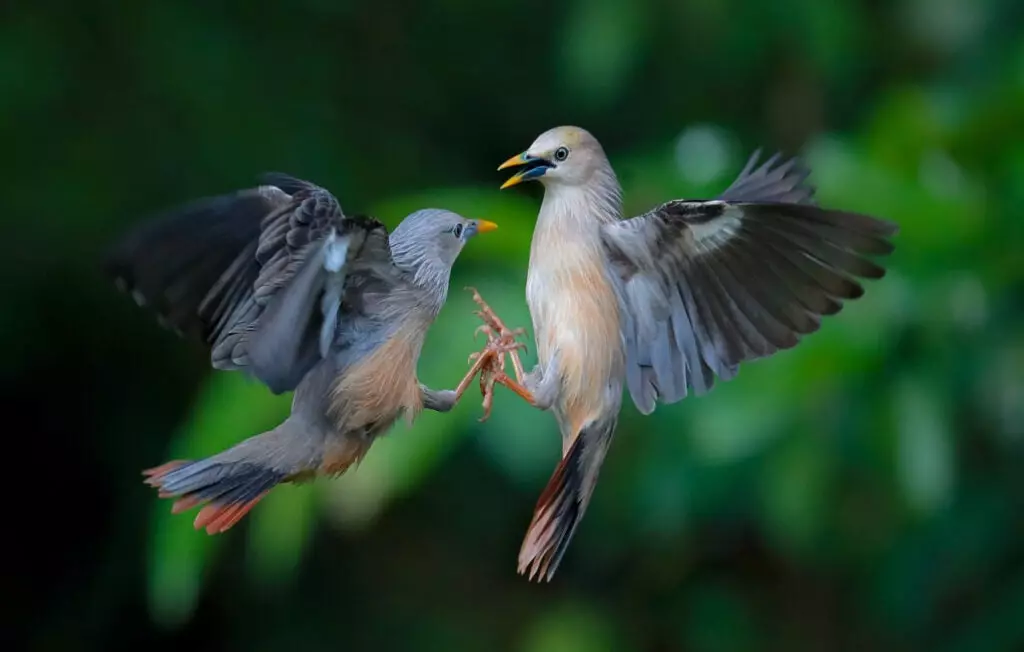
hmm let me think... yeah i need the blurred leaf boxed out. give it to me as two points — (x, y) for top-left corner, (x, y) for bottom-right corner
(370, 185), (542, 263)
(147, 503), (212, 630)
(321, 406), (465, 530)
(246, 482), (318, 591)
(894, 376), (954, 514)
(519, 600), (631, 652)
(558, 0), (646, 110)
(761, 431), (829, 554)
(0, 12), (65, 120)
(147, 373), (291, 628)
(686, 384), (789, 463)
(679, 582), (761, 652)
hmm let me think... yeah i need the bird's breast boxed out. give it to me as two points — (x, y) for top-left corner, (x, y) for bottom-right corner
(527, 233), (624, 415)
(328, 319), (427, 434)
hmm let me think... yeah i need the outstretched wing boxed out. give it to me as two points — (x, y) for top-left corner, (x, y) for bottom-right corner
(105, 173), (393, 394)
(600, 151), (899, 414)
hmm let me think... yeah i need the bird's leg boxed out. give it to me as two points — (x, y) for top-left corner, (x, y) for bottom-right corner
(452, 311), (508, 419)
(453, 346), (493, 402)
(465, 287), (537, 406)
(477, 356), (498, 422)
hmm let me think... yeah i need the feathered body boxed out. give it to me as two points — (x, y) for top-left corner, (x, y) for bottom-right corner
(518, 157), (627, 575)
(497, 126), (898, 581)
(528, 174), (624, 448)
(109, 173), (494, 533)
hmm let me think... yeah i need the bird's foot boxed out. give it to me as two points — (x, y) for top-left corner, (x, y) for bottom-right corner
(467, 287), (526, 344)
(457, 287), (536, 419)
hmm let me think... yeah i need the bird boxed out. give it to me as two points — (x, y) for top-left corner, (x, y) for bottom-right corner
(469, 125), (899, 581)
(106, 172), (498, 534)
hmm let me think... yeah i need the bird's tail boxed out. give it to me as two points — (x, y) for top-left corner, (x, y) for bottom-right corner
(517, 417), (615, 582)
(143, 425), (310, 534)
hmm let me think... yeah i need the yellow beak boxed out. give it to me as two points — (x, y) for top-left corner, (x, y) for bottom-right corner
(500, 175), (526, 190)
(497, 151), (551, 190)
(475, 219), (499, 234)
(497, 152), (529, 171)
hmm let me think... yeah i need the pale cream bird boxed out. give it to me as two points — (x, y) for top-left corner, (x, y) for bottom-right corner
(470, 126), (898, 582)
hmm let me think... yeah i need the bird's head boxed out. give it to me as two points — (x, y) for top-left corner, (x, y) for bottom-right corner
(498, 126), (609, 190)
(388, 209), (497, 306)
(391, 208), (497, 269)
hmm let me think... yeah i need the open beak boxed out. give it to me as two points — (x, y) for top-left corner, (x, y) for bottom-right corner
(497, 152), (553, 190)
(474, 219), (499, 234)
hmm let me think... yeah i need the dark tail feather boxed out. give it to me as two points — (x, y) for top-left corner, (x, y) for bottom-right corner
(517, 423), (611, 582)
(143, 457), (286, 534)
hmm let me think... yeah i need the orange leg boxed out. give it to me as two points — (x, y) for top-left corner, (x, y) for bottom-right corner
(453, 346), (493, 402)
(464, 287), (537, 407)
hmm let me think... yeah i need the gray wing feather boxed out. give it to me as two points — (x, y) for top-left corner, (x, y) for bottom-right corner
(601, 151), (898, 414)
(717, 149), (818, 205)
(106, 173), (394, 394)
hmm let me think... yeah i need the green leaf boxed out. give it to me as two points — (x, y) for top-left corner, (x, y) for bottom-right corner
(146, 373), (291, 628)
(558, 0), (646, 109)
(246, 482), (318, 591)
(520, 600), (631, 652)
(893, 376), (954, 515)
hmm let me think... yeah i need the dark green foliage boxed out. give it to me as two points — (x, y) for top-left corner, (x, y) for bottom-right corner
(7, 1), (1023, 651)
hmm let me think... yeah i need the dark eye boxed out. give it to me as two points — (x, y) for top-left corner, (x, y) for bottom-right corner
(453, 223), (464, 238)
(553, 146), (569, 162)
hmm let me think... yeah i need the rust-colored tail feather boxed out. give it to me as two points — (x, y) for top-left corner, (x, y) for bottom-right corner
(143, 458), (284, 534)
(516, 435), (588, 582)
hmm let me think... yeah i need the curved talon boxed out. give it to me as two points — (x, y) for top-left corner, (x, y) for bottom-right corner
(478, 365), (497, 422)
(485, 336), (528, 356)
(462, 286), (535, 420)
(501, 340), (529, 354)
(474, 324), (498, 341)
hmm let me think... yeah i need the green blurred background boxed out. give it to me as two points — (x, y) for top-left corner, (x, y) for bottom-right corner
(7, 0), (1024, 650)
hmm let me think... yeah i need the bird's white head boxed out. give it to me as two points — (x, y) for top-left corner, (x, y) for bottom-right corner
(497, 126), (611, 190)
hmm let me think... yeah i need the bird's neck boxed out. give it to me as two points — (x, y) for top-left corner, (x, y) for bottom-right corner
(408, 261), (449, 315)
(389, 245), (449, 317)
(538, 164), (623, 233)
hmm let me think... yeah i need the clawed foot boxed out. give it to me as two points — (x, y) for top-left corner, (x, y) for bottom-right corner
(454, 287), (536, 421)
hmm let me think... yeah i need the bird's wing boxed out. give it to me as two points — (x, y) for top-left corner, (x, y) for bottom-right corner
(600, 151), (899, 414)
(105, 172), (395, 394)
(715, 148), (818, 205)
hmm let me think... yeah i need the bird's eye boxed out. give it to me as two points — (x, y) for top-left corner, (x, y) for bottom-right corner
(453, 223), (464, 238)
(553, 146), (569, 162)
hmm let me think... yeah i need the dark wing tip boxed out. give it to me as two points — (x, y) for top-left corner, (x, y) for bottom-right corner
(719, 149), (818, 206)
(258, 172), (318, 195)
(104, 189), (272, 344)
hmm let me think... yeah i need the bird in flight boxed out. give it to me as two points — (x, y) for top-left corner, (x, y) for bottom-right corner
(468, 125), (899, 581)
(107, 173), (498, 533)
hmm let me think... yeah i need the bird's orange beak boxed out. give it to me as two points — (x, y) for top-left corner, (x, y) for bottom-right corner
(498, 152), (552, 190)
(475, 219), (499, 234)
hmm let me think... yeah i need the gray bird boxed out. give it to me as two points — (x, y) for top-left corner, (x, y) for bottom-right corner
(470, 126), (898, 581)
(106, 173), (497, 533)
